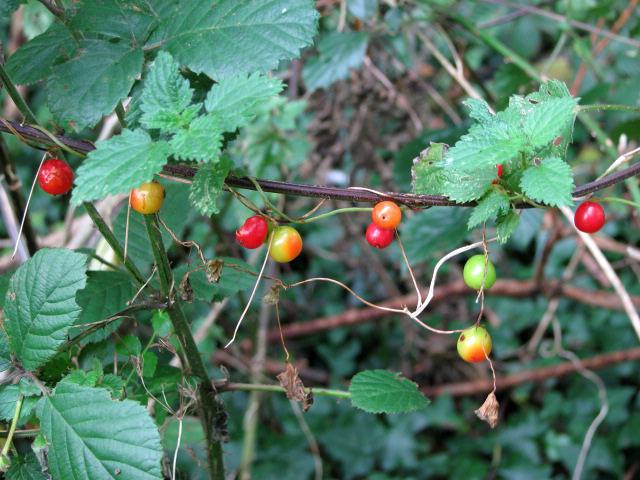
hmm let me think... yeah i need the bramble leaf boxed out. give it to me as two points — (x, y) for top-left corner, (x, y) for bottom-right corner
(496, 210), (521, 244)
(520, 157), (574, 207)
(411, 143), (447, 195)
(189, 157), (232, 216)
(468, 190), (511, 228)
(349, 370), (430, 414)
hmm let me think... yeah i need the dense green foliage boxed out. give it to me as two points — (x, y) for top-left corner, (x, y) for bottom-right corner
(1, 1), (640, 479)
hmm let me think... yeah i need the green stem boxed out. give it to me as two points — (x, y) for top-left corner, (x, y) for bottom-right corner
(247, 177), (296, 222)
(122, 331), (157, 392)
(1, 395), (24, 459)
(578, 104), (640, 114)
(222, 382), (351, 399)
(599, 197), (640, 210)
(83, 202), (147, 285)
(115, 102), (128, 129)
(143, 214), (225, 480)
(299, 207), (373, 224)
(0, 64), (38, 125)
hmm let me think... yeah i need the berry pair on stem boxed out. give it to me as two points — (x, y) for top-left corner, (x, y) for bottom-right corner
(366, 201), (402, 249)
(235, 215), (303, 263)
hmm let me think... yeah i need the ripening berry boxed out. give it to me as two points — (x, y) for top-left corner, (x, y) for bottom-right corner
(38, 158), (74, 195)
(365, 223), (394, 249)
(457, 325), (492, 363)
(372, 201), (402, 229)
(269, 226), (303, 263)
(129, 181), (165, 214)
(236, 215), (269, 249)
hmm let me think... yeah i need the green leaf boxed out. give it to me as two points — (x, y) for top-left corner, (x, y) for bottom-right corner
(0, 383), (40, 425)
(37, 383), (163, 479)
(0, 330), (10, 372)
(411, 143), (447, 195)
(5, 24), (76, 85)
(4, 249), (87, 371)
(46, 39), (143, 131)
(348, 0), (378, 20)
(442, 166), (496, 203)
(169, 114), (223, 161)
(140, 51), (198, 133)
(496, 210), (521, 244)
(463, 97), (493, 123)
(150, 0), (319, 79)
(303, 31), (369, 90)
(468, 190), (511, 228)
(204, 72), (284, 131)
(189, 157), (232, 216)
(72, 129), (170, 204)
(520, 157), (574, 207)
(522, 97), (577, 148)
(71, 271), (137, 343)
(0, 0), (23, 18)
(6, 453), (47, 480)
(349, 370), (430, 414)
(69, 0), (156, 43)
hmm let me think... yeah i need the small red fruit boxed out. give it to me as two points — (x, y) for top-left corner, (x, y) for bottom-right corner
(372, 201), (402, 229)
(269, 226), (303, 263)
(37, 158), (74, 195)
(365, 223), (394, 249)
(492, 164), (503, 184)
(236, 215), (269, 249)
(457, 325), (492, 363)
(574, 201), (605, 233)
(129, 181), (165, 214)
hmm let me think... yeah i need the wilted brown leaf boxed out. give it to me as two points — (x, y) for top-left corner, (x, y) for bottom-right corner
(475, 391), (499, 428)
(277, 362), (313, 412)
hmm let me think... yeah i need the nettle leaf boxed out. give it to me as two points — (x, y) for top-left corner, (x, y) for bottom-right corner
(149, 0), (319, 80)
(0, 330), (10, 373)
(71, 271), (137, 344)
(5, 452), (47, 480)
(169, 114), (223, 161)
(303, 31), (369, 90)
(204, 72), (284, 131)
(520, 157), (574, 207)
(69, 0), (156, 43)
(468, 190), (511, 228)
(411, 143), (447, 195)
(349, 370), (430, 414)
(189, 157), (232, 216)
(463, 97), (494, 123)
(140, 51), (198, 133)
(522, 97), (577, 149)
(37, 383), (163, 479)
(46, 39), (143, 131)
(72, 129), (170, 204)
(496, 210), (521, 244)
(5, 24), (76, 85)
(0, 381), (41, 425)
(3, 249), (87, 371)
(442, 166), (496, 203)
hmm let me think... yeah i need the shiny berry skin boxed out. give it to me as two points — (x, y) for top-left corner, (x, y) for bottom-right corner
(236, 215), (268, 249)
(372, 201), (402, 229)
(463, 254), (496, 290)
(457, 325), (492, 363)
(574, 201), (605, 233)
(129, 181), (165, 214)
(365, 223), (394, 249)
(37, 158), (74, 195)
(496, 164), (503, 177)
(269, 226), (303, 263)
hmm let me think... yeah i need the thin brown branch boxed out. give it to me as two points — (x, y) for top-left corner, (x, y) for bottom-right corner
(423, 347), (640, 397)
(266, 279), (640, 341)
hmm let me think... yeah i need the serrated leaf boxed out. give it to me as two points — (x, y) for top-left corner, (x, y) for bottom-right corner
(442, 166), (496, 203)
(46, 39), (143, 131)
(69, 0), (156, 43)
(496, 210), (521, 243)
(37, 383), (163, 479)
(520, 157), (574, 207)
(523, 97), (577, 148)
(0, 330), (10, 372)
(349, 370), (429, 414)
(72, 129), (170, 204)
(71, 271), (137, 344)
(4, 249), (87, 372)
(140, 51), (197, 132)
(5, 452), (47, 480)
(303, 31), (369, 90)
(204, 72), (284, 131)
(411, 143), (447, 195)
(0, 382), (41, 425)
(468, 190), (511, 228)
(5, 24), (76, 85)
(149, 0), (319, 80)
(169, 114), (223, 161)
(463, 97), (494, 123)
(189, 157), (232, 216)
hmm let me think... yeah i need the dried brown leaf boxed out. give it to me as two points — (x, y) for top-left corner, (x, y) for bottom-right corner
(475, 391), (499, 428)
(205, 259), (224, 283)
(277, 362), (313, 412)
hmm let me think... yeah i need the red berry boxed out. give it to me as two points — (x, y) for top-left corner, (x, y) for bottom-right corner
(236, 215), (268, 249)
(574, 201), (605, 233)
(372, 201), (402, 229)
(269, 226), (303, 263)
(129, 181), (165, 214)
(365, 223), (394, 249)
(496, 164), (503, 177)
(37, 158), (74, 195)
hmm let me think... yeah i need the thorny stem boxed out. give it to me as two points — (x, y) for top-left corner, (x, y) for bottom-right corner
(143, 214), (226, 480)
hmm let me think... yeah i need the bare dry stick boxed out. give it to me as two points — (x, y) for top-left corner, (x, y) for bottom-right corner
(559, 205), (640, 341)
